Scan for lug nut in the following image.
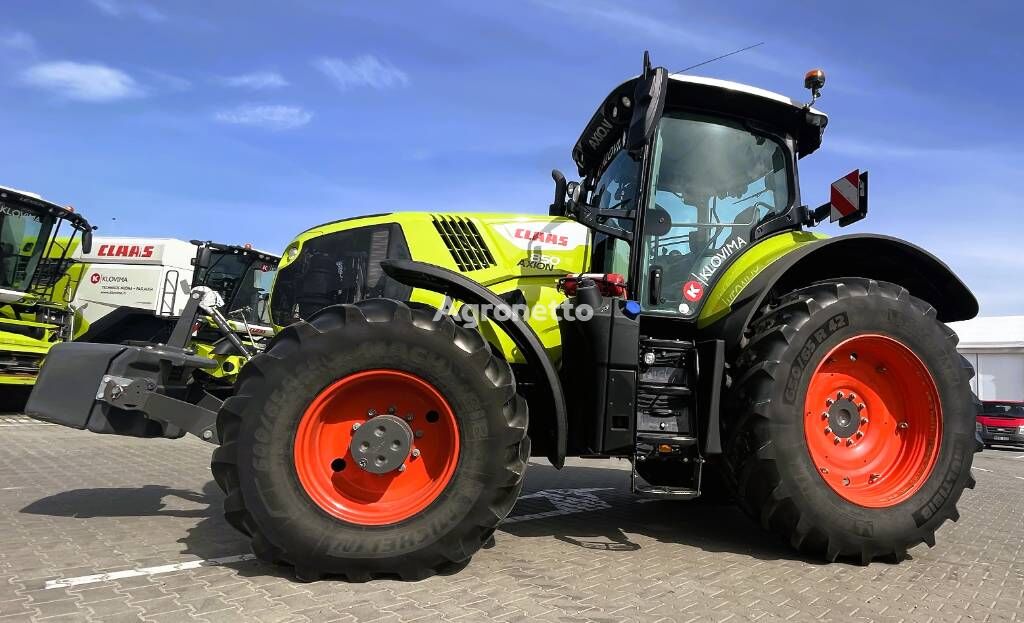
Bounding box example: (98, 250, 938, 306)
(398, 464, 406, 473)
(358, 458, 367, 469)
(849, 353, 858, 362)
(877, 366, 887, 374)
(387, 406, 396, 414)
(404, 414, 414, 422)
(898, 421, 909, 430)
(415, 430, 424, 438)
(857, 403, 866, 412)
(860, 417, 869, 425)
(820, 467, 829, 475)
(842, 477, 851, 486)
(869, 473, 881, 483)
(367, 409, 377, 417)
(824, 426, 833, 435)
(848, 392, 856, 401)
(826, 398, 835, 406)
(822, 412, 829, 420)
(836, 391, 845, 400)
(352, 423, 361, 431)
(833, 436, 841, 445)
(846, 438, 854, 447)
(856, 431, 864, 438)
(411, 448, 420, 458)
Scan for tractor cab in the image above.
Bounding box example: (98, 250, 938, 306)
(0, 185, 93, 306)
(550, 57, 868, 493)
(191, 240, 278, 328)
(555, 57, 838, 321)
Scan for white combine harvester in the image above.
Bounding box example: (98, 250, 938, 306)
(71, 237, 277, 346)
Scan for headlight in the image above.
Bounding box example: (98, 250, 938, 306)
(286, 245, 299, 261)
(1018, 425, 1024, 434)
(976, 421, 983, 433)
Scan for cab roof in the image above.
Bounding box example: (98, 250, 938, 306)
(0, 184, 92, 231)
(572, 72, 829, 176)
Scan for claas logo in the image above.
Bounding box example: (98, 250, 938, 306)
(97, 244, 155, 258)
(513, 228, 570, 247)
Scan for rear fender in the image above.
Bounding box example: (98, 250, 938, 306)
(381, 259, 568, 468)
(701, 233, 978, 358)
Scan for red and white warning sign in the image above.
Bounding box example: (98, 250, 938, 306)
(830, 170, 861, 222)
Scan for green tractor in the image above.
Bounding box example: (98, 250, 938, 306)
(27, 56, 978, 580)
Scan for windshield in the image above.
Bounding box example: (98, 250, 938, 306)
(196, 250, 277, 325)
(638, 112, 791, 315)
(980, 401, 1024, 418)
(0, 204, 55, 292)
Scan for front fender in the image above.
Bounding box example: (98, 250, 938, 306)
(381, 259, 568, 468)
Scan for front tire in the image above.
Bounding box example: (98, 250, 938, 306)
(724, 279, 976, 563)
(211, 299, 528, 581)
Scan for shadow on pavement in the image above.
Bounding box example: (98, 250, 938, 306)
(505, 461, 834, 565)
(18, 460, 859, 579)
(20, 480, 252, 562)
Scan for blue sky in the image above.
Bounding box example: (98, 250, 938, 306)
(2, 0, 1021, 314)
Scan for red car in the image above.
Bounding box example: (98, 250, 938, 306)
(976, 400, 1024, 448)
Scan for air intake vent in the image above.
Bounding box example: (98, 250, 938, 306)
(432, 215, 496, 271)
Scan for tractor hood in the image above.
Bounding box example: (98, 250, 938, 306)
(573, 73, 828, 176)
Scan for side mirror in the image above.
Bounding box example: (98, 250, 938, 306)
(195, 246, 213, 270)
(549, 169, 567, 216)
(565, 181, 582, 216)
(81, 229, 93, 255)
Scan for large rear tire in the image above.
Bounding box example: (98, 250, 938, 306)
(211, 299, 528, 581)
(724, 279, 976, 563)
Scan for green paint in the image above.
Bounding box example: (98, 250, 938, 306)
(697, 231, 827, 328)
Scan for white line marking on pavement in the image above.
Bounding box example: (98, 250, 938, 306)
(45, 554, 257, 589)
(0, 416, 53, 426)
(1015, 476, 1024, 481)
(971, 466, 992, 472)
(1015, 455, 1024, 460)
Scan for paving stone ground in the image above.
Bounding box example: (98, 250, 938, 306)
(0, 414, 1021, 622)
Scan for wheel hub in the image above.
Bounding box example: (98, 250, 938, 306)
(350, 414, 413, 474)
(826, 395, 863, 439)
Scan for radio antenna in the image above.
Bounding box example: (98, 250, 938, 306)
(673, 41, 765, 74)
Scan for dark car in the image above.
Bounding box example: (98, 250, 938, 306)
(976, 400, 1024, 449)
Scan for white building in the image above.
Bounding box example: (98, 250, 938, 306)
(949, 316, 1024, 401)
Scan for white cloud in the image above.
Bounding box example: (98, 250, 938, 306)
(220, 71, 289, 90)
(21, 61, 143, 102)
(1, 31, 36, 54)
(314, 55, 409, 91)
(87, 0, 167, 23)
(214, 104, 312, 130)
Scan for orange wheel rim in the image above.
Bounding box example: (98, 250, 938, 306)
(293, 369, 460, 525)
(803, 335, 942, 508)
